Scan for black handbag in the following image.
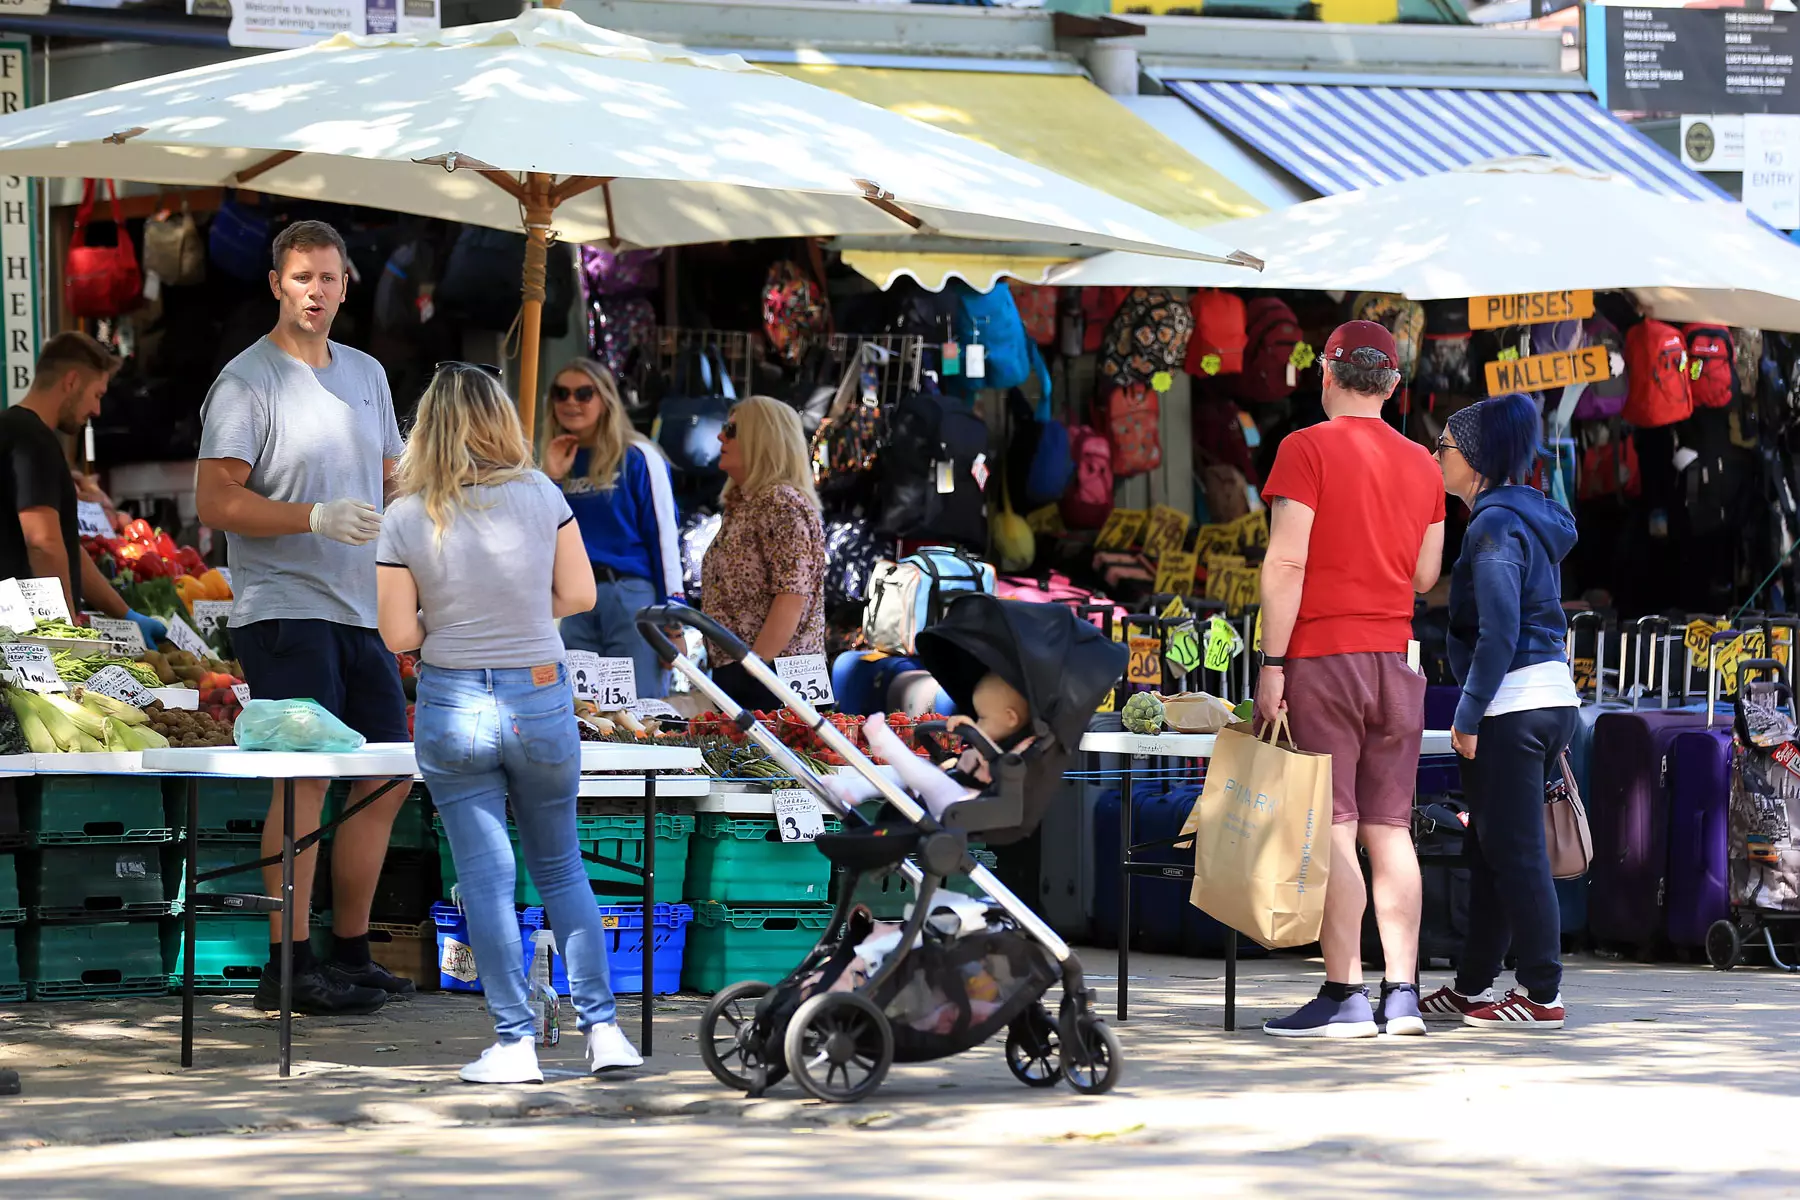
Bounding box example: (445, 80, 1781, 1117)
(875, 387, 989, 551)
(656, 348, 737, 477)
(435, 227, 574, 338)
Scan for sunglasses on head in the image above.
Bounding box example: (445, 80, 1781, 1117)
(435, 360, 504, 379)
(550, 384, 599, 404)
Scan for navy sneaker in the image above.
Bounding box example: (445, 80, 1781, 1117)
(1375, 983, 1426, 1036)
(1263, 987, 1379, 1039)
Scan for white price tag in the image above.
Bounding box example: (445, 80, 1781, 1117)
(19, 578, 70, 624)
(164, 618, 211, 658)
(630, 698, 682, 720)
(567, 650, 602, 703)
(772, 788, 826, 844)
(965, 341, 986, 380)
(86, 664, 154, 708)
(76, 501, 112, 539)
(190, 600, 234, 641)
(596, 658, 638, 710)
(0, 580, 33, 634)
(86, 615, 147, 654)
(2, 644, 63, 693)
(776, 653, 834, 707)
(232, 683, 251, 707)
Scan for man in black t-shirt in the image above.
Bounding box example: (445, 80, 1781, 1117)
(0, 333, 163, 644)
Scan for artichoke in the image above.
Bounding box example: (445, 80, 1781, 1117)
(1121, 691, 1166, 736)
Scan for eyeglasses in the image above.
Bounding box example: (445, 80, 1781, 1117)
(1436, 436, 1459, 457)
(550, 384, 599, 404)
(435, 361, 503, 379)
(721, 421, 738, 440)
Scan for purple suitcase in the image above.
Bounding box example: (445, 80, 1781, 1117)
(1664, 728, 1734, 948)
(1588, 710, 1711, 953)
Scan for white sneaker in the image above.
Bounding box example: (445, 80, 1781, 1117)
(460, 1037, 543, 1084)
(586, 1021, 644, 1072)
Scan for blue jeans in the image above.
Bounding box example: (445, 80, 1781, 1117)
(559, 574, 668, 699)
(414, 664, 618, 1039)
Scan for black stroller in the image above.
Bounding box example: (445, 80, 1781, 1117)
(636, 595, 1128, 1103)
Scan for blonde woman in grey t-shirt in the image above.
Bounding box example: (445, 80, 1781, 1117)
(376, 362, 642, 1084)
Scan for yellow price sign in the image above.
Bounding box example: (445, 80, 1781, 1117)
(1221, 566, 1260, 617)
(1232, 508, 1270, 551)
(1253, 608, 1263, 653)
(1095, 508, 1148, 552)
(1142, 505, 1191, 560)
(1154, 549, 1200, 596)
(1195, 524, 1238, 559)
(1572, 657, 1595, 693)
(1685, 620, 1719, 660)
(1127, 635, 1162, 685)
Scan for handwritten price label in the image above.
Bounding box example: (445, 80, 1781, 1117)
(776, 653, 834, 707)
(87, 616, 147, 654)
(19, 578, 69, 624)
(0, 580, 33, 634)
(772, 788, 826, 843)
(1126, 635, 1161, 686)
(86, 664, 154, 708)
(1153, 550, 1199, 597)
(1095, 508, 1148, 552)
(2, 643, 63, 693)
(190, 600, 234, 642)
(76, 501, 112, 539)
(597, 658, 638, 710)
(164, 619, 211, 659)
(1142, 505, 1191, 561)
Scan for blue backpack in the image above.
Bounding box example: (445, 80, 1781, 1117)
(1007, 385, 1072, 510)
(950, 280, 1037, 395)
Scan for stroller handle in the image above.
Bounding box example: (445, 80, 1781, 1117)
(634, 603, 749, 663)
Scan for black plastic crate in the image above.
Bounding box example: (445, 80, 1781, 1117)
(27, 843, 176, 920)
(0, 780, 22, 851)
(369, 850, 441, 924)
(21, 920, 168, 999)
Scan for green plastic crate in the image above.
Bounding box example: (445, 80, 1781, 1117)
(845, 848, 996, 920)
(681, 902, 831, 995)
(0, 854, 19, 924)
(325, 783, 435, 851)
(685, 814, 842, 905)
(27, 776, 171, 845)
(0, 927, 20, 1003)
(28, 843, 174, 920)
(163, 778, 275, 841)
(437, 814, 692, 905)
(21, 921, 167, 998)
(163, 915, 268, 991)
(171, 840, 267, 908)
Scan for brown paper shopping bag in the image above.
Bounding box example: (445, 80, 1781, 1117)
(1180, 717, 1333, 949)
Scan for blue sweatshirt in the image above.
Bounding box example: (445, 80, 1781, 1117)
(561, 442, 684, 603)
(1446, 485, 1578, 734)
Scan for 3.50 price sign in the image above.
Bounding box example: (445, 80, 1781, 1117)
(776, 654, 834, 708)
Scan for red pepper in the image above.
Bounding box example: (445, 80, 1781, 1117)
(123, 519, 155, 544)
(154, 532, 179, 560)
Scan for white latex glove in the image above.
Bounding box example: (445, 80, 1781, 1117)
(310, 498, 382, 546)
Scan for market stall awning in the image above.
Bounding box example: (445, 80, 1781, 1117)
(837, 250, 1064, 293)
(1169, 80, 1726, 203)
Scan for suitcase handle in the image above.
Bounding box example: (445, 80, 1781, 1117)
(1733, 658, 1792, 744)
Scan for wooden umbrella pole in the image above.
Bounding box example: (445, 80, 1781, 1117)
(517, 171, 554, 447)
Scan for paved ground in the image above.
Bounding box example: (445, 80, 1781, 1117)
(3, 950, 1800, 1197)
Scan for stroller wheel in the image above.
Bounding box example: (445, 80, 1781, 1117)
(1059, 1013, 1123, 1096)
(1706, 920, 1743, 972)
(1005, 1005, 1063, 1088)
(784, 992, 893, 1104)
(701, 980, 772, 1092)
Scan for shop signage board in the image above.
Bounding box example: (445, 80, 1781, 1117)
(1681, 114, 1748, 171)
(225, 0, 440, 50)
(1468, 290, 1594, 331)
(1589, 6, 1800, 115)
(0, 38, 39, 406)
(1744, 114, 1800, 228)
(1483, 345, 1611, 397)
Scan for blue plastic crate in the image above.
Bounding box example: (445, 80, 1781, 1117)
(431, 901, 691, 996)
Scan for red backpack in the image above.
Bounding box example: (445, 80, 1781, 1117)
(1682, 324, 1734, 409)
(1080, 287, 1132, 353)
(1237, 297, 1304, 404)
(1008, 280, 1057, 346)
(1185, 289, 1248, 377)
(1101, 383, 1162, 477)
(1061, 425, 1115, 528)
(1623, 319, 1693, 428)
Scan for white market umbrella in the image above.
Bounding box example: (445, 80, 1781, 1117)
(0, 5, 1258, 435)
(1048, 157, 1800, 333)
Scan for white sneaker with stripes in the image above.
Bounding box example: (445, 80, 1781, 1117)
(1419, 986, 1494, 1020)
(1462, 989, 1565, 1030)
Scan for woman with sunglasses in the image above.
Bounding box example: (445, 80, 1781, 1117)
(701, 396, 827, 711)
(377, 362, 642, 1083)
(541, 360, 682, 699)
(1420, 393, 1579, 1032)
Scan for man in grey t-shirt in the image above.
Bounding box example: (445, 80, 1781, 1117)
(196, 219, 412, 1017)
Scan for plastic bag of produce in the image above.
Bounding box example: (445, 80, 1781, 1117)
(233, 699, 366, 753)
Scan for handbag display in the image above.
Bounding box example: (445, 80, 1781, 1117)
(142, 206, 205, 287)
(1544, 749, 1593, 881)
(208, 189, 272, 283)
(861, 546, 997, 656)
(66, 179, 143, 319)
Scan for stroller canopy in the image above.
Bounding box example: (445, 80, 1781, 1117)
(914, 595, 1128, 750)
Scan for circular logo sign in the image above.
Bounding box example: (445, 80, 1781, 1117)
(1686, 120, 1717, 165)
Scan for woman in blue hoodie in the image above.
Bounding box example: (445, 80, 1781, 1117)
(1420, 393, 1579, 1032)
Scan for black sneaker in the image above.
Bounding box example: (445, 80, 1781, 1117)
(0, 1068, 19, 1096)
(254, 965, 388, 1016)
(326, 959, 417, 997)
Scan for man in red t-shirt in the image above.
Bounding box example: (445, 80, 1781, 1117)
(1256, 321, 1446, 1040)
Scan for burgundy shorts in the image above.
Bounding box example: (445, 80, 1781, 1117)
(1283, 652, 1427, 829)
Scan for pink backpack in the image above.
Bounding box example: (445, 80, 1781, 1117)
(1061, 425, 1115, 528)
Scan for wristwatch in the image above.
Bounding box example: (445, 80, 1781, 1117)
(1262, 655, 1287, 668)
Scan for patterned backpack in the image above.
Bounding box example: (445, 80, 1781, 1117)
(1008, 280, 1058, 346)
(1098, 288, 1193, 390)
(1101, 383, 1161, 477)
(762, 260, 829, 365)
(586, 294, 656, 378)
(1350, 292, 1426, 381)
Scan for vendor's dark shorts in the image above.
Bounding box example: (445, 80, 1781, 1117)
(232, 619, 410, 744)
(1283, 651, 1426, 829)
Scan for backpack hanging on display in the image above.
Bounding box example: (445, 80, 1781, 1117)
(1006, 387, 1072, 511)
(875, 388, 990, 550)
(1184, 289, 1248, 378)
(1623, 319, 1693, 428)
(142, 206, 205, 288)
(1414, 300, 1475, 402)
(437, 227, 575, 338)
(812, 354, 884, 505)
(655, 348, 737, 478)
(1098, 288, 1193, 390)
(208, 190, 272, 283)
(1349, 292, 1425, 381)
(1008, 280, 1058, 346)
(1682, 323, 1735, 409)
(762, 259, 829, 366)
(862, 547, 997, 656)
(823, 515, 882, 608)
(580, 246, 661, 297)
(587, 295, 656, 378)
(372, 236, 439, 340)
(950, 279, 1033, 394)
(1061, 425, 1114, 529)
(1099, 383, 1161, 477)
(1235, 297, 1305, 404)
(1079, 286, 1132, 353)
(1735, 328, 1765, 400)
(66, 179, 142, 319)
(1577, 314, 1629, 420)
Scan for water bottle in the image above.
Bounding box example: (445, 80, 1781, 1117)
(527, 928, 561, 1047)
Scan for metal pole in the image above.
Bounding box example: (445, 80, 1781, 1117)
(1117, 755, 1133, 1023)
(280, 777, 295, 1078)
(1223, 929, 1237, 1032)
(641, 771, 656, 1055)
(181, 778, 198, 1069)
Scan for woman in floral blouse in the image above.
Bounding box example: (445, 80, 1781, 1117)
(701, 395, 827, 710)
